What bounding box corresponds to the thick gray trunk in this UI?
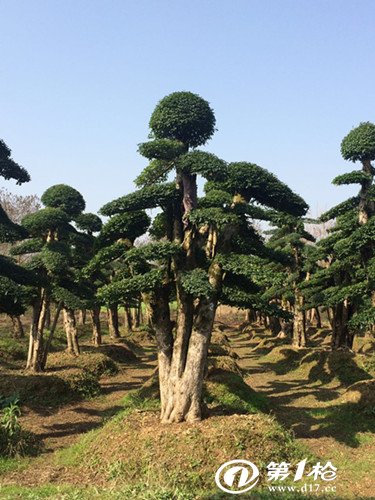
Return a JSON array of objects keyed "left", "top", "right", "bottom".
[
  {"left": 63, "top": 308, "right": 80, "bottom": 356},
  {"left": 107, "top": 304, "right": 120, "bottom": 339},
  {"left": 26, "top": 292, "right": 49, "bottom": 372},
  {"left": 91, "top": 307, "right": 102, "bottom": 346},
  {"left": 40, "top": 303, "right": 62, "bottom": 370},
  {"left": 10, "top": 316, "right": 24, "bottom": 338}
]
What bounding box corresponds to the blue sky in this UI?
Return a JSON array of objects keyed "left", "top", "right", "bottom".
[{"left": 1, "top": 0, "right": 374, "bottom": 216}]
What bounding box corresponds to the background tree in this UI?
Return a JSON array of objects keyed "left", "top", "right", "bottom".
[
  {"left": 307, "top": 122, "right": 375, "bottom": 348},
  {"left": 0, "top": 139, "right": 35, "bottom": 331},
  {"left": 13, "top": 184, "right": 87, "bottom": 371}
]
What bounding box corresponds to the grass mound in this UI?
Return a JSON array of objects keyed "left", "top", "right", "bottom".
[
  {"left": 56, "top": 370, "right": 305, "bottom": 495},
  {"left": 299, "top": 350, "right": 373, "bottom": 387},
  {"left": 48, "top": 351, "right": 119, "bottom": 377},
  {"left": 341, "top": 379, "right": 375, "bottom": 409}
]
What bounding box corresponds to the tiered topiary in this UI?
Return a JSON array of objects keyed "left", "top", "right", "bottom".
[
  {"left": 97, "top": 91, "right": 308, "bottom": 423},
  {"left": 306, "top": 122, "right": 375, "bottom": 348}
]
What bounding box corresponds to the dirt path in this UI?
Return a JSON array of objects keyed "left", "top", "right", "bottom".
[
  {"left": 226, "top": 327, "right": 375, "bottom": 499},
  {"left": 19, "top": 346, "right": 157, "bottom": 453}
]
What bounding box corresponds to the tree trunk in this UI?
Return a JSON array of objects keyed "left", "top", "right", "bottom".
[
  {"left": 107, "top": 304, "right": 120, "bottom": 339},
  {"left": 131, "top": 304, "right": 140, "bottom": 328},
  {"left": 78, "top": 309, "right": 86, "bottom": 325},
  {"left": 331, "top": 301, "right": 353, "bottom": 349},
  {"left": 63, "top": 308, "right": 80, "bottom": 356},
  {"left": 269, "top": 316, "right": 281, "bottom": 336},
  {"left": 26, "top": 291, "right": 49, "bottom": 372},
  {"left": 315, "top": 308, "right": 322, "bottom": 328},
  {"left": 91, "top": 307, "right": 102, "bottom": 346},
  {"left": 292, "top": 291, "right": 306, "bottom": 348},
  {"left": 10, "top": 316, "right": 24, "bottom": 338},
  {"left": 123, "top": 306, "right": 132, "bottom": 332},
  {"left": 40, "top": 303, "right": 63, "bottom": 370},
  {"left": 45, "top": 305, "right": 51, "bottom": 329},
  {"left": 161, "top": 293, "right": 217, "bottom": 423},
  {"left": 245, "top": 309, "right": 256, "bottom": 323}
]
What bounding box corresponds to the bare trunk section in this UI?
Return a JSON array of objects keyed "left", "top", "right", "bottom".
[
  {"left": 10, "top": 316, "right": 24, "bottom": 338},
  {"left": 40, "top": 303, "right": 63, "bottom": 370},
  {"left": 331, "top": 301, "right": 353, "bottom": 349},
  {"left": 107, "top": 304, "right": 120, "bottom": 339},
  {"left": 63, "top": 308, "right": 80, "bottom": 356},
  {"left": 91, "top": 307, "right": 102, "bottom": 346},
  {"left": 292, "top": 291, "right": 306, "bottom": 348},
  {"left": 123, "top": 307, "right": 133, "bottom": 332},
  {"left": 26, "top": 291, "right": 50, "bottom": 372},
  {"left": 78, "top": 309, "right": 86, "bottom": 325}
]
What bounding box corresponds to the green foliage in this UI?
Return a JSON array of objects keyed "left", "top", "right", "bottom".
[
  {"left": 0, "top": 277, "right": 27, "bottom": 316},
  {"left": 125, "top": 242, "right": 181, "bottom": 264},
  {"left": 198, "top": 189, "right": 232, "bottom": 208},
  {"left": 188, "top": 207, "right": 237, "bottom": 227},
  {"left": 134, "top": 159, "right": 172, "bottom": 187},
  {"left": 0, "top": 395, "right": 35, "bottom": 457},
  {"left": 68, "top": 370, "right": 102, "bottom": 398},
  {"left": 41, "top": 184, "right": 85, "bottom": 218},
  {"left": 98, "top": 211, "right": 150, "bottom": 245},
  {"left": 0, "top": 205, "right": 28, "bottom": 242},
  {"left": 177, "top": 151, "right": 227, "bottom": 181},
  {"left": 0, "top": 255, "right": 37, "bottom": 285},
  {"left": 320, "top": 196, "right": 359, "bottom": 222},
  {"left": 181, "top": 269, "right": 213, "bottom": 298},
  {"left": 138, "top": 138, "right": 186, "bottom": 160},
  {"left": 341, "top": 121, "right": 375, "bottom": 162},
  {"left": 10, "top": 238, "right": 43, "bottom": 255},
  {"left": 149, "top": 91, "right": 216, "bottom": 148},
  {"left": 21, "top": 207, "right": 69, "bottom": 236},
  {"left": 75, "top": 213, "right": 103, "bottom": 234},
  {"left": 333, "top": 170, "right": 373, "bottom": 185},
  {"left": 0, "top": 139, "right": 30, "bottom": 185},
  {"left": 98, "top": 269, "right": 164, "bottom": 304},
  {"left": 100, "top": 183, "right": 178, "bottom": 215},
  {"left": 226, "top": 162, "right": 308, "bottom": 215}
]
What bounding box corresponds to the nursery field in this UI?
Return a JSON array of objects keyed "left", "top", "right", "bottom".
[
  {"left": 1, "top": 91, "right": 375, "bottom": 499},
  {"left": 0, "top": 307, "right": 374, "bottom": 499}
]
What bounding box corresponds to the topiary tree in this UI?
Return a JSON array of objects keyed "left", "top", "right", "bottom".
[
  {"left": 98, "top": 91, "right": 308, "bottom": 423},
  {"left": 0, "top": 139, "right": 36, "bottom": 329},
  {"left": 13, "top": 185, "right": 88, "bottom": 371},
  {"left": 308, "top": 122, "right": 375, "bottom": 348},
  {"left": 265, "top": 214, "right": 315, "bottom": 347}
]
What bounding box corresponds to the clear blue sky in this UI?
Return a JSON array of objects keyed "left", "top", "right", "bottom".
[{"left": 1, "top": 0, "right": 374, "bottom": 216}]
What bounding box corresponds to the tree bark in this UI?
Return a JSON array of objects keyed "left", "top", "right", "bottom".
[
  {"left": 123, "top": 307, "right": 132, "bottom": 332},
  {"left": 292, "top": 291, "right": 306, "bottom": 348},
  {"left": 91, "top": 307, "right": 102, "bottom": 346},
  {"left": 10, "top": 315, "right": 24, "bottom": 338},
  {"left": 63, "top": 308, "right": 80, "bottom": 356},
  {"left": 78, "top": 309, "right": 86, "bottom": 325},
  {"left": 26, "top": 291, "right": 49, "bottom": 372},
  {"left": 107, "top": 304, "right": 120, "bottom": 339},
  {"left": 331, "top": 300, "right": 353, "bottom": 349},
  {"left": 40, "top": 303, "right": 63, "bottom": 370}
]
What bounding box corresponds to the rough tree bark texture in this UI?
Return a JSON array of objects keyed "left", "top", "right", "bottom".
[
  {"left": 331, "top": 300, "right": 353, "bottom": 349},
  {"left": 78, "top": 309, "right": 86, "bottom": 325},
  {"left": 40, "top": 303, "right": 62, "bottom": 370},
  {"left": 63, "top": 308, "right": 80, "bottom": 356},
  {"left": 107, "top": 304, "right": 120, "bottom": 339},
  {"left": 292, "top": 291, "right": 306, "bottom": 348},
  {"left": 91, "top": 307, "right": 102, "bottom": 346},
  {"left": 26, "top": 291, "right": 49, "bottom": 372},
  {"left": 10, "top": 316, "right": 24, "bottom": 338},
  {"left": 123, "top": 307, "right": 132, "bottom": 332}
]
